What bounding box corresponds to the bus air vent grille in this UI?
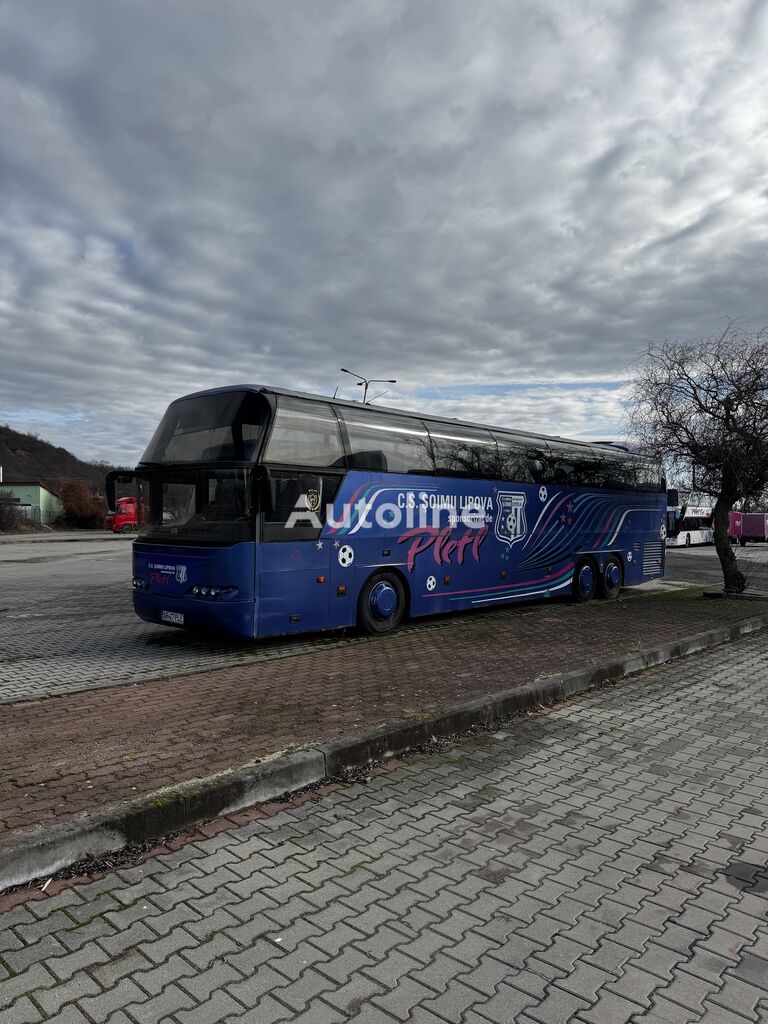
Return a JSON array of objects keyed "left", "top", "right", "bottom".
[{"left": 642, "top": 541, "right": 663, "bottom": 576}]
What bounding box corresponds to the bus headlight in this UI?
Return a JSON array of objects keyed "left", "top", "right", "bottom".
[{"left": 186, "top": 585, "right": 238, "bottom": 600}]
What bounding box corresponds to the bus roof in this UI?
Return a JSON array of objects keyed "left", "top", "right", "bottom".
[{"left": 173, "top": 384, "right": 647, "bottom": 460}]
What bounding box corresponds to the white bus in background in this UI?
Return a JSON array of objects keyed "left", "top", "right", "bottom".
[{"left": 665, "top": 495, "right": 714, "bottom": 547}]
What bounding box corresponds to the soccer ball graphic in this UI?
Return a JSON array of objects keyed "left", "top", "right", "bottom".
[
  {"left": 337, "top": 544, "right": 354, "bottom": 567},
  {"left": 426, "top": 575, "right": 436, "bottom": 591}
]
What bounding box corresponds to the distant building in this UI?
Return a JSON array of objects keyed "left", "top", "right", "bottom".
[{"left": 0, "top": 480, "right": 63, "bottom": 524}]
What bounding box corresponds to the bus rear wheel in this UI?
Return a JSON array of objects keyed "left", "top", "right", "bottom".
[
  {"left": 685, "top": 533, "right": 691, "bottom": 547},
  {"left": 598, "top": 556, "right": 623, "bottom": 601},
  {"left": 572, "top": 557, "right": 597, "bottom": 603},
  {"left": 358, "top": 571, "right": 406, "bottom": 635}
]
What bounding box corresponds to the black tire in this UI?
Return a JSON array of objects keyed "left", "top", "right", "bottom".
[
  {"left": 598, "top": 555, "right": 623, "bottom": 601},
  {"left": 358, "top": 572, "right": 406, "bottom": 635},
  {"left": 685, "top": 534, "right": 691, "bottom": 547},
  {"left": 739, "top": 538, "right": 747, "bottom": 547},
  {"left": 121, "top": 524, "right": 132, "bottom": 534},
  {"left": 572, "top": 557, "right": 597, "bottom": 603}
]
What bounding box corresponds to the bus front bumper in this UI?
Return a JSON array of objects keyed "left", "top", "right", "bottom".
[{"left": 132, "top": 591, "right": 256, "bottom": 639}]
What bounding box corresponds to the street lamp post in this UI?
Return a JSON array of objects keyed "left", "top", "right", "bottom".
[{"left": 339, "top": 368, "right": 397, "bottom": 404}]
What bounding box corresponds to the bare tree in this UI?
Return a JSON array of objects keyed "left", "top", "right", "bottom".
[
  {"left": 0, "top": 491, "right": 22, "bottom": 533},
  {"left": 628, "top": 320, "right": 768, "bottom": 593}
]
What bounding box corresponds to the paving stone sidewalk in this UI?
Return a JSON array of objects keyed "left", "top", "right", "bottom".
[
  {"left": 1, "top": 631, "right": 767, "bottom": 1023},
  {"left": 3, "top": 591, "right": 768, "bottom": 847}
]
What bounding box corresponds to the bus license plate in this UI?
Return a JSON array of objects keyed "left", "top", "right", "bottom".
[{"left": 161, "top": 610, "right": 184, "bottom": 625}]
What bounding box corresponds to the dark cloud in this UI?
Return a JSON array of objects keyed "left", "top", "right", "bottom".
[{"left": 1, "top": 0, "right": 766, "bottom": 462}]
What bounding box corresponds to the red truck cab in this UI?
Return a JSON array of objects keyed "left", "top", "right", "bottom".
[{"left": 106, "top": 496, "right": 139, "bottom": 533}]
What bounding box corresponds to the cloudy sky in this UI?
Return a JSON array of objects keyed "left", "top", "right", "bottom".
[{"left": 1, "top": 0, "right": 767, "bottom": 464}]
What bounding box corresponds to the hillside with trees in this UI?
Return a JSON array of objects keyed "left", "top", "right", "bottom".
[{"left": 0, "top": 423, "right": 120, "bottom": 491}]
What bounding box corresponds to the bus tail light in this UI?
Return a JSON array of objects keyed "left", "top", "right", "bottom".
[{"left": 131, "top": 577, "right": 149, "bottom": 590}]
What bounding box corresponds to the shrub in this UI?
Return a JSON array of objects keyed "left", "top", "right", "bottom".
[{"left": 57, "top": 480, "right": 106, "bottom": 529}]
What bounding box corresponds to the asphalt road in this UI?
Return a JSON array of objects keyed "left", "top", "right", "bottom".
[
  {"left": 2, "top": 531, "right": 761, "bottom": 706},
  {"left": 0, "top": 534, "right": 368, "bottom": 704},
  {"left": 666, "top": 543, "right": 768, "bottom": 588}
]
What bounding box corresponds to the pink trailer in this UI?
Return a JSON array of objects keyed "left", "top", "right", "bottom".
[{"left": 729, "top": 511, "right": 768, "bottom": 545}]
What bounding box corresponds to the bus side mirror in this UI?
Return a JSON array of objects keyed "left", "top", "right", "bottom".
[
  {"left": 106, "top": 471, "right": 135, "bottom": 511},
  {"left": 106, "top": 472, "right": 116, "bottom": 511}
]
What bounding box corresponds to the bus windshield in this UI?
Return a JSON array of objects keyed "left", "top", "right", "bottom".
[
  {"left": 141, "top": 391, "right": 268, "bottom": 465},
  {"left": 135, "top": 468, "right": 254, "bottom": 546}
]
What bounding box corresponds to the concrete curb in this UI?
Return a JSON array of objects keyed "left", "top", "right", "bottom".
[
  {"left": 2, "top": 612, "right": 767, "bottom": 891},
  {"left": 0, "top": 534, "right": 132, "bottom": 545},
  {"left": 0, "top": 751, "right": 324, "bottom": 891}
]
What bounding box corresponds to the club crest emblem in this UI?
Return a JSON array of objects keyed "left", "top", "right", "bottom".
[
  {"left": 175, "top": 564, "right": 188, "bottom": 584},
  {"left": 305, "top": 488, "right": 321, "bottom": 513},
  {"left": 494, "top": 492, "right": 527, "bottom": 548}
]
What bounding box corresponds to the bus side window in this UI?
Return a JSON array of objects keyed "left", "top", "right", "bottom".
[
  {"left": 262, "top": 471, "right": 340, "bottom": 541},
  {"left": 339, "top": 409, "right": 433, "bottom": 474},
  {"left": 426, "top": 423, "right": 498, "bottom": 478},
  {"left": 265, "top": 398, "right": 345, "bottom": 468},
  {"left": 490, "top": 432, "right": 536, "bottom": 483}
]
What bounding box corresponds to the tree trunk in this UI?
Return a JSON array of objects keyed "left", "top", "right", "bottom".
[{"left": 713, "top": 495, "right": 746, "bottom": 592}]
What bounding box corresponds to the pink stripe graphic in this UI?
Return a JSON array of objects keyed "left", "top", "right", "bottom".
[{"left": 422, "top": 561, "right": 575, "bottom": 599}]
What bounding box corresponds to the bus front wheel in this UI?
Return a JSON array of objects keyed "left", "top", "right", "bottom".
[
  {"left": 572, "top": 557, "right": 597, "bottom": 603},
  {"left": 358, "top": 571, "right": 406, "bottom": 635},
  {"left": 598, "top": 556, "right": 623, "bottom": 601},
  {"left": 685, "top": 533, "right": 691, "bottom": 547}
]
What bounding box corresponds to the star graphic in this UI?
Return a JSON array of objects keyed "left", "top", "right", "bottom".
[
  {"left": 333, "top": 539, "right": 340, "bottom": 548},
  {"left": 316, "top": 540, "right": 324, "bottom": 550},
  {"left": 560, "top": 513, "right": 567, "bottom": 523},
  {"left": 567, "top": 503, "right": 574, "bottom": 513}
]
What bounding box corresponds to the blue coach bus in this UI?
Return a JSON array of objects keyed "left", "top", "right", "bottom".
[{"left": 108, "top": 386, "right": 666, "bottom": 640}]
